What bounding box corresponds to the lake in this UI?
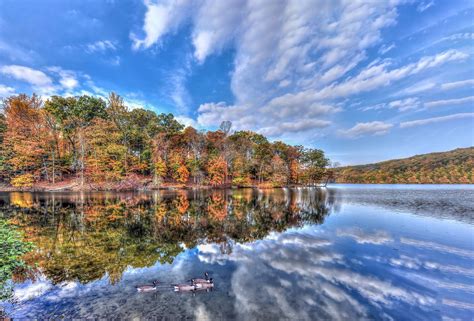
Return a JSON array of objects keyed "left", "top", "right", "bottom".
[{"left": 0, "top": 185, "right": 473, "bottom": 320}]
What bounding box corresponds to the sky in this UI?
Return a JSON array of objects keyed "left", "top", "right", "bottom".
[{"left": 0, "top": 0, "right": 473, "bottom": 165}]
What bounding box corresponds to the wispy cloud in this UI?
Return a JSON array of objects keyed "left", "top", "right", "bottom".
[
  {"left": 85, "top": 40, "right": 117, "bottom": 54},
  {"left": 441, "top": 32, "right": 474, "bottom": 42},
  {"left": 360, "top": 97, "right": 421, "bottom": 112},
  {"left": 338, "top": 121, "right": 393, "bottom": 138},
  {"left": 417, "top": 1, "right": 434, "bottom": 12},
  {"left": 440, "top": 79, "right": 474, "bottom": 91},
  {"left": 400, "top": 113, "right": 474, "bottom": 128},
  {"left": 425, "top": 96, "right": 474, "bottom": 108},
  {"left": 378, "top": 43, "right": 395, "bottom": 55}
]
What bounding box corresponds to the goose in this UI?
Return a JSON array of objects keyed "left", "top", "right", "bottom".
[
  {"left": 190, "top": 272, "right": 211, "bottom": 285},
  {"left": 195, "top": 278, "right": 214, "bottom": 290},
  {"left": 136, "top": 280, "right": 158, "bottom": 292}
]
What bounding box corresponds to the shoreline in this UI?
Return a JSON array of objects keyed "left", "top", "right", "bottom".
[
  {"left": 0, "top": 180, "right": 329, "bottom": 192},
  {"left": 0, "top": 182, "right": 471, "bottom": 193}
]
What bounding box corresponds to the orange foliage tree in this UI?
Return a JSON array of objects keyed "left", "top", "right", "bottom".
[{"left": 207, "top": 156, "right": 227, "bottom": 186}]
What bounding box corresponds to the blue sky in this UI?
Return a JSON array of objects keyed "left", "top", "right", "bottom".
[{"left": 0, "top": 0, "right": 473, "bottom": 165}]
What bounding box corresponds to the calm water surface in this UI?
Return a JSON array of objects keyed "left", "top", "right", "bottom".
[{"left": 0, "top": 185, "right": 473, "bottom": 320}]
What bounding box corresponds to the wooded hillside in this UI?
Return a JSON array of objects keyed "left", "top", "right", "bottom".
[{"left": 335, "top": 148, "right": 474, "bottom": 184}]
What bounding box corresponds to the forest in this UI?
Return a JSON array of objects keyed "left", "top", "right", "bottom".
[
  {"left": 0, "top": 93, "right": 331, "bottom": 190},
  {"left": 335, "top": 147, "right": 473, "bottom": 184}
]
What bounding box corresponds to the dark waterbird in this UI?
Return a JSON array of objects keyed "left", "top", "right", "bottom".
[
  {"left": 190, "top": 272, "right": 211, "bottom": 285},
  {"left": 195, "top": 278, "right": 214, "bottom": 291},
  {"left": 136, "top": 280, "right": 159, "bottom": 292}
]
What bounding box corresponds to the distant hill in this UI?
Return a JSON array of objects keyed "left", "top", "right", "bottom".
[{"left": 335, "top": 147, "right": 474, "bottom": 184}]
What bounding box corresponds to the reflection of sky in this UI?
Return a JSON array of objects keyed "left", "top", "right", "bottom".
[{"left": 4, "top": 190, "right": 474, "bottom": 320}]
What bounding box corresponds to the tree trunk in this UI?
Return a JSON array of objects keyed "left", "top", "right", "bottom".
[
  {"left": 79, "top": 130, "right": 85, "bottom": 188},
  {"left": 52, "top": 149, "right": 55, "bottom": 184}
]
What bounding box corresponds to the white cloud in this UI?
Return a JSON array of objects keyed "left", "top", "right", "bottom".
[
  {"left": 440, "top": 79, "right": 474, "bottom": 91},
  {"left": 399, "top": 113, "right": 474, "bottom": 128},
  {"left": 416, "top": 1, "right": 434, "bottom": 12},
  {"left": 389, "top": 97, "right": 421, "bottom": 111},
  {"left": 397, "top": 80, "right": 437, "bottom": 95},
  {"left": 424, "top": 96, "right": 474, "bottom": 108},
  {"left": 359, "top": 103, "right": 386, "bottom": 112},
  {"left": 1, "top": 65, "right": 52, "bottom": 87},
  {"left": 48, "top": 66, "right": 79, "bottom": 91},
  {"left": 175, "top": 115, "right": 198, "bottom": 128},
  {"left": 85, "top": 40, "right": 117, "bottom": 53},
  {"left": 0, "top": 65, "right": 55, "bottom": 94},
  {"left": 191, "top": 0, "right": 243, "bottom": 63},
  {"left": 337, "top": 228, "right": 393, "bottom": 244},
  {"left": 360, "top": 97, "right": 421, "bottom": 112},
  {"left": 131, "top": 0, "right": 192, "bottom": 50},
  {"left": 338, "top": 121, "right": 394, "bottom": 138},
  {"left": 400, "top": 238, "right": 474, "bottom": 258},
  {"left": 395, "top": 78, "right": 473, "bottom": 97},
  {"left": 0, "top": 84, "right": 15, "bottom": 97}
]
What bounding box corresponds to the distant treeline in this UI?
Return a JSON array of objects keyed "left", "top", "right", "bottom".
[
  {"left": 335, "top": 148, "right": 474, "bottom": 184},
  {"left": 0, "top": 93, "right": 331, "bottom": 189}
]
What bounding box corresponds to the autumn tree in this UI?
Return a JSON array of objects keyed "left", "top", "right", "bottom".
[
  {"left": 270, "top": 155, "right": 288, "bottom": 186},
  {"left": 3, "top": 94, "right": 48, "bottom": 186},
  {"left": 207, "top": 156, "right": 227, "bottom": 186},
  {"left": 85, "top": 118, "right": 127, "bottom": 182},
  {"left": 45, "top": 95, "right": 107, "bottom": 186}
]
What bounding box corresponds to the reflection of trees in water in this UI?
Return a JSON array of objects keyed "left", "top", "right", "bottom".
[{"left": 0, "top": 188, "right": 337, "bottom": 285}]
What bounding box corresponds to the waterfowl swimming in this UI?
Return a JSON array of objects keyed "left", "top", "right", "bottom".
[
  {"left": 136, "top": 280, "right": 158, "bottom": 292},
  {"left": 195, "top": 278, "right": 214, "bottom": 290},
  {"left": 174, "top": 284, "right": 196, "bottom": 292},
  {"left": 191, "top": 272, "right": 211, "bottom": 285}
]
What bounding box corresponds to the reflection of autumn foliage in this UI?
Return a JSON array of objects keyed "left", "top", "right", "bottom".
[
  {"left": 175, "top": 192, "right": 189, "bottom": 214},
  {"left": 3, "top": 188, "right": 336, "bottom": 286},
  {"left": 208, "top": 193, "right": 227, "bottom": 221},
  {"left": 9, "top": 192, "right": 34, "bottom": 208}
]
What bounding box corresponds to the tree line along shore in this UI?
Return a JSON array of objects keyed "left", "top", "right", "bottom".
[{"left": 0, "top": 93, "right": 333, "bottom": 191}]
